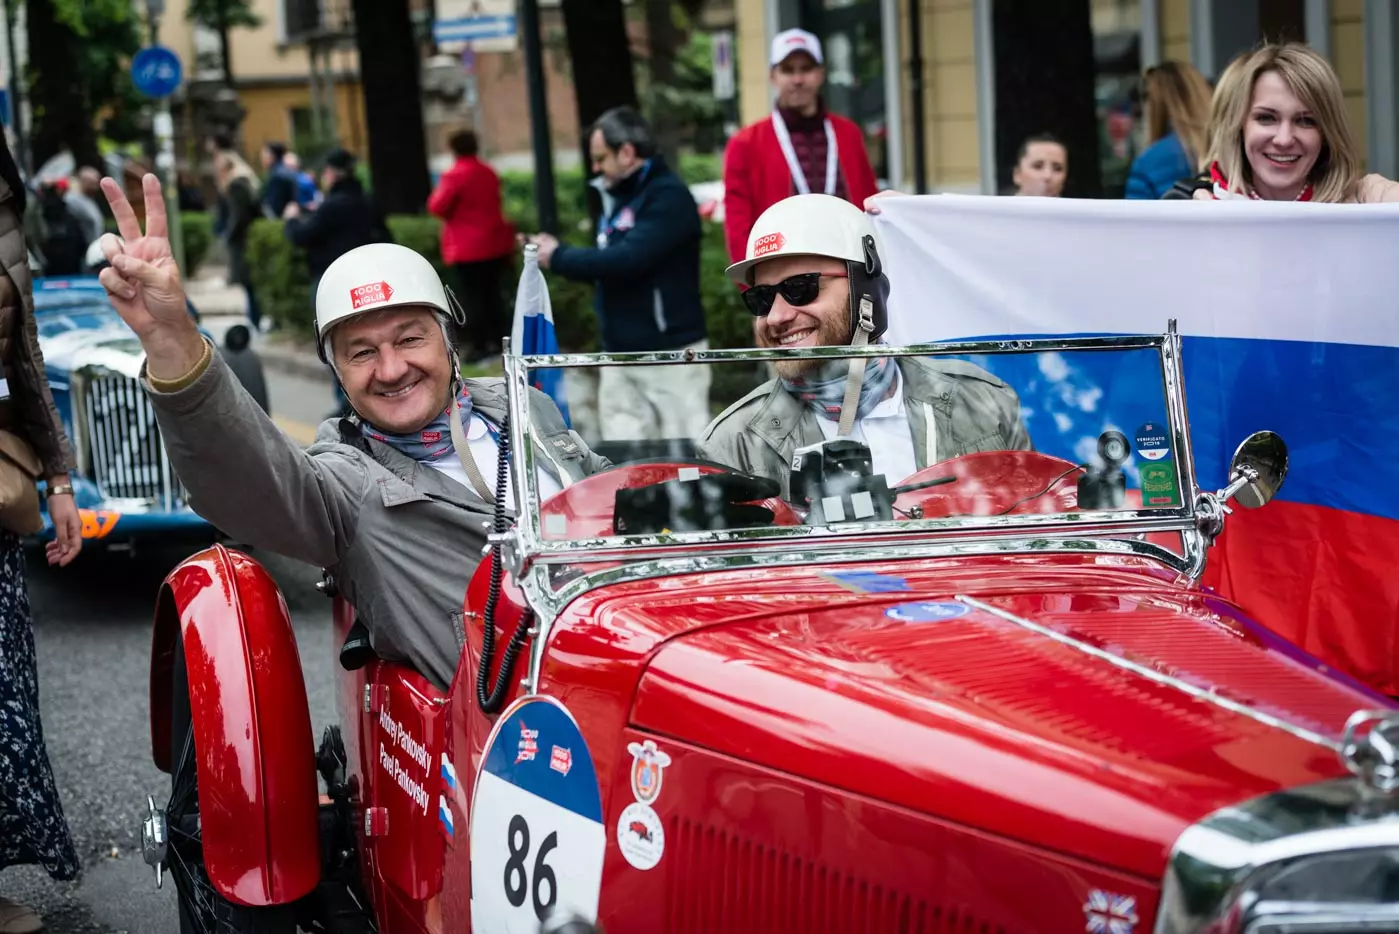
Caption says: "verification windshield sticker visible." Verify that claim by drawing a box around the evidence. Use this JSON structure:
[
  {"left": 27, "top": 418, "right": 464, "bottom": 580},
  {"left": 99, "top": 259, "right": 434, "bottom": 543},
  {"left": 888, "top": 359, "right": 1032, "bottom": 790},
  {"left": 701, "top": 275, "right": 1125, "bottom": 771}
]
[{"left": 1134, "top": 422, "right": 1170, "bottom": 461}]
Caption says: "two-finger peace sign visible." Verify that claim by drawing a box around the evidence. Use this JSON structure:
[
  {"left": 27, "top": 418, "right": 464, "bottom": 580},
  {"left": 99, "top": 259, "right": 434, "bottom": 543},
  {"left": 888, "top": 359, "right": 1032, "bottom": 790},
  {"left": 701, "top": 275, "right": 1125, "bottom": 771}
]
[{"left": 97, "top": 173, "right": 188, "bottom": 337}]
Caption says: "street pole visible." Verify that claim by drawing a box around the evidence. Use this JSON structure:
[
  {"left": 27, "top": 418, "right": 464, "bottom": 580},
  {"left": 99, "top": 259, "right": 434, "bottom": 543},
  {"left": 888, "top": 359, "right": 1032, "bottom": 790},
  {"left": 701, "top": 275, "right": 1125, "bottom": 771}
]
[
  {"left": 519, "top": 0, "right": 557, "bottom": 234},
  {"left": 144, "top": 0, "right": 185, "bottom": 272}
]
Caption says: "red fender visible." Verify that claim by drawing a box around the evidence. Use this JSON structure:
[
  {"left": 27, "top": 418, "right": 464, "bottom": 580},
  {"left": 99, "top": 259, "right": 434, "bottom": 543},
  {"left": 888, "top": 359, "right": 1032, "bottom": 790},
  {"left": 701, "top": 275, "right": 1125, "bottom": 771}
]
[{"left": 149, "top": 544, "right": 320, "bottom": 906}]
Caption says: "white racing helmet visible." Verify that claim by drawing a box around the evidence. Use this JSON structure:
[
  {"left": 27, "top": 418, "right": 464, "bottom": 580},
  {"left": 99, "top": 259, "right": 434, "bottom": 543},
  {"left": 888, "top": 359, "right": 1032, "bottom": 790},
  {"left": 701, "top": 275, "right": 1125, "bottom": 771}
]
[
  {"left": 315, "top": 243, "right": 462, "bottom": 364},
  {"left": 725, "top": 193, "right": 889, "bottom": 344}
]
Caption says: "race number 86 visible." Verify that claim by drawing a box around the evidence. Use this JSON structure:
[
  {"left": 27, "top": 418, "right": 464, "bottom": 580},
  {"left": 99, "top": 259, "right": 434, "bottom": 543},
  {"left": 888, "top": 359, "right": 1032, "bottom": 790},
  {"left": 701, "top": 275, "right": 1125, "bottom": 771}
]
[{"left": 505, "top": 813, "right": 558, "bottom": 920}]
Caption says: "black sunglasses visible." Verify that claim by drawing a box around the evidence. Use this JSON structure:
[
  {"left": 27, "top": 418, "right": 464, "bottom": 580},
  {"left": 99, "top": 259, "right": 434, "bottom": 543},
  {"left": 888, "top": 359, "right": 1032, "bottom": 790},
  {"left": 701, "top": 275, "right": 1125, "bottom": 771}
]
[{"left": 742, "top": 272, "right": 848, "bottom": 317}]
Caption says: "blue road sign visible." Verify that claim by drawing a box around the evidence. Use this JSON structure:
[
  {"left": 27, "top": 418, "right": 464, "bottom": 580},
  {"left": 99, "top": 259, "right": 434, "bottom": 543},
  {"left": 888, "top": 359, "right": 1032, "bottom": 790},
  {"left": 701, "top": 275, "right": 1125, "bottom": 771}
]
[
  {"left": 434, "top": 13, "right": 516, "bottom": 43},
  {"left": 131, "top": 46, "right": 183, "bottom": 99}
]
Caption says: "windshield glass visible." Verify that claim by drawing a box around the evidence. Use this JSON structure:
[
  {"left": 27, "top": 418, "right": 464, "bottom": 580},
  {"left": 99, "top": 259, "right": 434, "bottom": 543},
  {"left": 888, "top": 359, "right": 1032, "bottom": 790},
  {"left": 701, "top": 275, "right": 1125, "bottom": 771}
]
[{"left": 508, "top": 338, "right": 1191, "bottom": 556}]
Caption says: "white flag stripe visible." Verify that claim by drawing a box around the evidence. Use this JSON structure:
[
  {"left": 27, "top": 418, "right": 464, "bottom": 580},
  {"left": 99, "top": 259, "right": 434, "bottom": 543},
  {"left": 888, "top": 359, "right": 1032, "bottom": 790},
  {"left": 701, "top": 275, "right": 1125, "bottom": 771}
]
[{"left": 872, "top": 194, "right": 1399, "bottom": 350}]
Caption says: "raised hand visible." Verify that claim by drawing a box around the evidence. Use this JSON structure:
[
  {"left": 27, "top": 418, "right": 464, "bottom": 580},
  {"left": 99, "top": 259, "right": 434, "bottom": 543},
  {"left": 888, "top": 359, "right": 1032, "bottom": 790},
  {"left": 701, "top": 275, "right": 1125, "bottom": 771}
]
[
  {"left": 97, "top": 174, "right": 205, "bottom": 380},
  {"left": 98, "top": 174, "right": 190, "bottom": 337}
]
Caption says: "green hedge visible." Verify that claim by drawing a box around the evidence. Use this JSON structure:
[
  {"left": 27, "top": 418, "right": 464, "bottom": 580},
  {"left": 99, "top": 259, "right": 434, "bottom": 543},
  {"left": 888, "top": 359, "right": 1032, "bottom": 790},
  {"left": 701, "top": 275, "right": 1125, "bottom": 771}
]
[
  {"left": 180, "top": 212, "right": 213, "bottom": 276},
  {"left": 245, "top": 208, "right": 752, "bottom": 358}
]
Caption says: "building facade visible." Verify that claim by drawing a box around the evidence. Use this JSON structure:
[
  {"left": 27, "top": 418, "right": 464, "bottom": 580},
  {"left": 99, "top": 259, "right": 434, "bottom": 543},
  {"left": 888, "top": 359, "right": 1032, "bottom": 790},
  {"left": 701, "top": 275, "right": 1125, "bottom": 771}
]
[
  {"left": 155, "top": 0, "right": 586, "bottom": 180},
  {"left": 732, "top": 0, "right": 1387, "bottom": 195}
]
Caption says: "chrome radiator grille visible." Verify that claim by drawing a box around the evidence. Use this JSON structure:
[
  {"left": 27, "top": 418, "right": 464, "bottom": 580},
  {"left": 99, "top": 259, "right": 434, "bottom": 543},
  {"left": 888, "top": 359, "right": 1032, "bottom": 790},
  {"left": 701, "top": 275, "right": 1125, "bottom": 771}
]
[{"left": 72, "top": 368, "right": 187, "bottom": 509}]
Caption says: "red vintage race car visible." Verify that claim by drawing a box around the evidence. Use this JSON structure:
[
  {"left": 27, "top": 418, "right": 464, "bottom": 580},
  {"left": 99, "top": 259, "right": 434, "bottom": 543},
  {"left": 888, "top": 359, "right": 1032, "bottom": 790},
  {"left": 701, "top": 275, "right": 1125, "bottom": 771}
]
[{"left": 140, "top": 327, "right": 1399, "bottom": 934}]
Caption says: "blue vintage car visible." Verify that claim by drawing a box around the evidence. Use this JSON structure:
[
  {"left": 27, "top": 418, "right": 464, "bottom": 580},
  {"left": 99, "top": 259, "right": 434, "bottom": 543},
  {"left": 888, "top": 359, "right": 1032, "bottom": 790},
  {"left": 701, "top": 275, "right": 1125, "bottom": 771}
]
[{"left": 31, "top": 276, "right": 269, "bottom": 551}]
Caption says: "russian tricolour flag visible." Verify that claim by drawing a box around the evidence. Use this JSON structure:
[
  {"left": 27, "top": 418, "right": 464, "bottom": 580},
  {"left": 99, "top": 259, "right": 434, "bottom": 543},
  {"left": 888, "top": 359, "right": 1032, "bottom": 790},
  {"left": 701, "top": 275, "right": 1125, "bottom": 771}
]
[
  {"left": 873, "top": 194, "right": 1399, "bottom": 695},
  {"left": 512, "top": 244, "right": 570, "bottom": 425}
]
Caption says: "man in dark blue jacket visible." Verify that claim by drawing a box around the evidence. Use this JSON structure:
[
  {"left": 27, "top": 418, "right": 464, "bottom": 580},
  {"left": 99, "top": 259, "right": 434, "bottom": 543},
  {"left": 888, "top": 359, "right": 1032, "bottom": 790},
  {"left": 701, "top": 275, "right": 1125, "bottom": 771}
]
[
  {"left": 283, "top": 147, "right": 393, "bottom": 416},
  {"left": 525, "top": 107, "right": 710, "bottom": 442}
]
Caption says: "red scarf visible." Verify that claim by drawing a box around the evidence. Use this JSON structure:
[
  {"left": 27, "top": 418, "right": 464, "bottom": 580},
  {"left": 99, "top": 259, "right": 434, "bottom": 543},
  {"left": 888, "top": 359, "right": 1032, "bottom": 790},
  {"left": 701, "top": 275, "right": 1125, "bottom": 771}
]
[{"left": 1209, "top": 161, "right": 1314, "bottom": 201}]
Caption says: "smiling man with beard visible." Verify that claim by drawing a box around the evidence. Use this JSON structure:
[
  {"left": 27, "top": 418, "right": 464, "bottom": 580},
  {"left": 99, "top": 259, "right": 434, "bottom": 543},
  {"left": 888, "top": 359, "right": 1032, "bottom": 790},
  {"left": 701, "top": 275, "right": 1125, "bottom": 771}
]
[{"left": 698, "top": 194, "right": 1032, "bottom": 498}]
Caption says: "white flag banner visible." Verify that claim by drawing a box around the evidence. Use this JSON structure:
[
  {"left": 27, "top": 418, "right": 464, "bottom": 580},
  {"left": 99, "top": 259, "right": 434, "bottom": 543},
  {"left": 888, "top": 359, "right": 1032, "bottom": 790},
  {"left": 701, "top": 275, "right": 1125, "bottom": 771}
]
[{"left": 868, "top": 192, "right": 1399, "bottom": 696}]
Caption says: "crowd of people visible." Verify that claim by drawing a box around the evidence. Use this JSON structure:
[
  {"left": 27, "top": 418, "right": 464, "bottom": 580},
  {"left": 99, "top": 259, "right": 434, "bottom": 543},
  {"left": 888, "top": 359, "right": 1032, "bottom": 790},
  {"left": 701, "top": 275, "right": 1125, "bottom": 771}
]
[{"left": 1, "top": 29, "right": 1397, "bottom": 934}]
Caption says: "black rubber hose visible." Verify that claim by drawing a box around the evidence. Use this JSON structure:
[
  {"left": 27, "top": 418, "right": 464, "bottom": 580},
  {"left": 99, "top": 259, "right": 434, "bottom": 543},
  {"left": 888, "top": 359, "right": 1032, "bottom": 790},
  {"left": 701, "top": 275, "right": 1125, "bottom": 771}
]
[{"left": 477, "top": 405, "right": 532, "bottom": 714}]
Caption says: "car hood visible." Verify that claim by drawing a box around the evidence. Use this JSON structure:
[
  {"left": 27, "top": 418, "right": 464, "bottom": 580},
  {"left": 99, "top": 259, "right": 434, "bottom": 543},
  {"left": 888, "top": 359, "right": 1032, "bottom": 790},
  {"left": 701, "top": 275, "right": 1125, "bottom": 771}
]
[{"left": 627, "top": 561, "right": 1386, "bottom": 880}]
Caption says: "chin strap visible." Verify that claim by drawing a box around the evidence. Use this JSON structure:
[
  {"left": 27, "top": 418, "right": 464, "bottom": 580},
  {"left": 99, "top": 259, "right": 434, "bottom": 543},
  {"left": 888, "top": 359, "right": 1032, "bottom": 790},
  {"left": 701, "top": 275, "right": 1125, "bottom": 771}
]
[
  {"left": 448, "top": 386, "right": 498, "bottom": 503},
  {"left": 835, "top": 296, "right": 876, "bottom": 438}
]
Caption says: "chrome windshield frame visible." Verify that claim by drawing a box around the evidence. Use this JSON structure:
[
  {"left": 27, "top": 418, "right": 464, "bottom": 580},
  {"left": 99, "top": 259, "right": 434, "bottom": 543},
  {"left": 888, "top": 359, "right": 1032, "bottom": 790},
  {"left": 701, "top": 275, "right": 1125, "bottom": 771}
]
[{"left": 500, "top": 324, "right": 1212, "bottom": 693}]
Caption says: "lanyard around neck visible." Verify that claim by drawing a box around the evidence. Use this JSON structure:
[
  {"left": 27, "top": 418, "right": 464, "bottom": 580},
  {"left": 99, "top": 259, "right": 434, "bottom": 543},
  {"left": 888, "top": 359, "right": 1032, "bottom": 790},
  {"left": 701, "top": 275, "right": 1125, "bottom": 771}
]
[{"left": 772, "top": 110, "right": 838, "bottom": 196}]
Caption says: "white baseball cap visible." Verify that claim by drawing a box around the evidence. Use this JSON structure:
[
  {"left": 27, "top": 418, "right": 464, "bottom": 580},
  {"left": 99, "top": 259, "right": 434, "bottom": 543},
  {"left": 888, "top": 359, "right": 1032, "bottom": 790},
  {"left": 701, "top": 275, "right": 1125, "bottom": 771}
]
[{"left": 770, "top": 28, "right": 823, "bottom": 67}]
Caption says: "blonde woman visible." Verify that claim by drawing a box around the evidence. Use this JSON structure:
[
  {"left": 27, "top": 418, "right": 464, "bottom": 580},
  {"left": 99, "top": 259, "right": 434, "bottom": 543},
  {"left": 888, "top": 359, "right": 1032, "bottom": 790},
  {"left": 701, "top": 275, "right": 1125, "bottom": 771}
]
[
  {"left": 1193, "top": 43, "right": 1399, "bottom": 202},
  {"left": 213, "top": 145, "right": 265, "bottom": 327},
  {"left": 1126, "top": 60, "right": 1213, "bottom": 199}
]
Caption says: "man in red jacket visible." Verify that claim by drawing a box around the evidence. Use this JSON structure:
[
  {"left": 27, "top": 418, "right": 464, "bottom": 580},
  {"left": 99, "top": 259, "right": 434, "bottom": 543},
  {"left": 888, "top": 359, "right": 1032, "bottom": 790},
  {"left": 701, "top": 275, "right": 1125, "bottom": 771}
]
[
  {"left": 427, "top": 130, "right": 517, "bottom": 361},
  {"left": 722, "top": 28, "right": 879, "bottom": 263}
]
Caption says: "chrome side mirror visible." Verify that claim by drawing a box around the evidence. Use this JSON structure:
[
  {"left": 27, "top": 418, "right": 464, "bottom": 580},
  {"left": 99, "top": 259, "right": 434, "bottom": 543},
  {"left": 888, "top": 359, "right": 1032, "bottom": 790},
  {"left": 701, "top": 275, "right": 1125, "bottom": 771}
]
[
  {"left": 1195, "top": 431, "right": 1288, "bottom": 547},
  {"left": 1225, "top": 431, "right": 1288, "bottom": 509}
]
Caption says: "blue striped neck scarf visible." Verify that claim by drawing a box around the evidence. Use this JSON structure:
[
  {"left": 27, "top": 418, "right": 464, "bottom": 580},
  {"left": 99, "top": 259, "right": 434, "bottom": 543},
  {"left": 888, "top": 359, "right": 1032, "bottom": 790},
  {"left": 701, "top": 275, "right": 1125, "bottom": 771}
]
[{"left": 781, "top": 355, "right": 898, "bottom": 422}]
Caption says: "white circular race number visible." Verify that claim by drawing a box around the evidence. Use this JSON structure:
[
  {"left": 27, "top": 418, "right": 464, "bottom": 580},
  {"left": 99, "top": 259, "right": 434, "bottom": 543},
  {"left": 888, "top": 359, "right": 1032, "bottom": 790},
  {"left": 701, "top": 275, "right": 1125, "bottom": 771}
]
[{"left": 470, "top": 697, "right": 606, "bottom": 934}]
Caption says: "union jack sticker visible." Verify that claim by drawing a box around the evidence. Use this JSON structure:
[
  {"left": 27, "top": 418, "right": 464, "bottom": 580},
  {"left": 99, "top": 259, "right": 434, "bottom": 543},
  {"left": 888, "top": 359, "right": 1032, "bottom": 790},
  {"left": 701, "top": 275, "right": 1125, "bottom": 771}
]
[{"left": 1083, "top": 890, "right": 1138, "bottom": 934}]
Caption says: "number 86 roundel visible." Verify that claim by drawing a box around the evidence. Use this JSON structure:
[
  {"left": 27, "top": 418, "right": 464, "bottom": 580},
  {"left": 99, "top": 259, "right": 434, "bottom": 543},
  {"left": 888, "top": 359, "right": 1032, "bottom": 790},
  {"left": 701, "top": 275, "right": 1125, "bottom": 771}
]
[{"left": 471, "top": 697, "right": 607, "bottom": 933}]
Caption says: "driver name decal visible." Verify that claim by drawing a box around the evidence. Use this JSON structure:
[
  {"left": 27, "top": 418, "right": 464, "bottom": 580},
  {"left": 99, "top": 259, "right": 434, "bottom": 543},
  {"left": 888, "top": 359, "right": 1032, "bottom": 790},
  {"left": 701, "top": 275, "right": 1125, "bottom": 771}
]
[
  {"left": 378, "top": 742, "right": 430, "bottom": 814},
  {"left": 378, "top": 707, "right": 430, "bottom": 771},
  {"left": 376, "top": 708, "right": 431, "bottom": 815}
]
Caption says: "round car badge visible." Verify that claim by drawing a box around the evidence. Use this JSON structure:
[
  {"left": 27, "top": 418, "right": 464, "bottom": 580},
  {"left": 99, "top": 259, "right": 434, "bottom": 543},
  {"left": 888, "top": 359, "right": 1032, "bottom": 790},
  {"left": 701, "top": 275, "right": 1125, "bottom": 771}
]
[
  {"left": 628, "top": 739, "right": 671, "bottom": 805},
  {"left": 470, "top": 696, "right": 606, "bottom": 933},
  {"left": 885, "top": 601, "right": 971, "bottom": 622},
  {"left": 1134, "top": 422, "right": 1171, "bottom": 461}
]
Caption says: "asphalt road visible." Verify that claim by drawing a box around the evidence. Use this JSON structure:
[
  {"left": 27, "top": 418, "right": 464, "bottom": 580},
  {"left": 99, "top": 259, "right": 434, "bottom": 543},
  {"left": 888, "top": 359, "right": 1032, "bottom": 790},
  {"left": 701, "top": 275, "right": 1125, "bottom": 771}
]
[{"left": 0, "top": 353, "right": 343, "bottom": 934}]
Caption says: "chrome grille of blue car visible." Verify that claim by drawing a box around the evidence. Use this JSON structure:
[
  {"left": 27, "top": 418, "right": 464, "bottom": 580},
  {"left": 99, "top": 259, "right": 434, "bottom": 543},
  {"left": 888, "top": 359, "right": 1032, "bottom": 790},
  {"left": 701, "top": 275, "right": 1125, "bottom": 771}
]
[{"left": 71, "top": 369, "right": 188, "bottom": 509}]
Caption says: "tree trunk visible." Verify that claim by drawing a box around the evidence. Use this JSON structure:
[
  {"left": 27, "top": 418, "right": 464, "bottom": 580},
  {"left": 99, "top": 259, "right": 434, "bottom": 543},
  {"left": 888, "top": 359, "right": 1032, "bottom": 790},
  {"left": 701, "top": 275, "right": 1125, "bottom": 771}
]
[
  {"left": 641, "top": 0, "right": 681, "bottom": 167},
  {"left": 559, "top": 0, "right": 638, "bottom": 220},
  {"left": 26, "top": 0, "right": 101, "bottom": 171},
  {"left": 349, "top": 0, "right": 430, "bottom": 214},
  {"left": 218, "top": 14, "right": 235, "bottom": 89},
  {"left": 991, "top": 0, "right": 1102, "bottom": 198}
]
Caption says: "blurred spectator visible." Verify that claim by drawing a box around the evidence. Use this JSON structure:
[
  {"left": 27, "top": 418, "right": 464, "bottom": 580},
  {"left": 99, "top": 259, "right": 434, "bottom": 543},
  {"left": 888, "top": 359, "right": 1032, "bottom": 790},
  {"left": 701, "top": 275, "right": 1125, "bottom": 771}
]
[
  {"left": 204, "top": 132, "right": 236, "bottom": 239},
  {"left": 524, "top": 107, "right": 710, "bottom": 441},
  {"left": 427, "top": 129, "right": 516, "bottom": 362},
  {"left": 1126, "top": 61, "right": 1212, "bottom": 199},
  {"left": 1008, "top": 133, "right": 1068, "bottom": 196},
  {"left": 26, "top": 180, "right": 87, "bottom": 276},
  {"left": 0, "top": 123, "right": 83, "bottom": 934},
  {"left": 285, "top": 152, "right": 321, "bottom": 209},
  {"left": 722, "top": 28, "right": 878, "bottom": 263},
  {"left": 214, "top": 149, "right": 263, "bottom": 331},
  {"left": 177, "top": 169, "right": 206, "bottom": 212},
  {"left": 75, "top": 166, "right": 112, "bottom": 222},
  {"left": 260, "top": 140, "right": 298, "bottom": 218},
  {"left": 62, "top": 172, "right": 104, "bottom": 246},
  {"left": 283, "top": 147, "right": 393, "bottom": 416}
]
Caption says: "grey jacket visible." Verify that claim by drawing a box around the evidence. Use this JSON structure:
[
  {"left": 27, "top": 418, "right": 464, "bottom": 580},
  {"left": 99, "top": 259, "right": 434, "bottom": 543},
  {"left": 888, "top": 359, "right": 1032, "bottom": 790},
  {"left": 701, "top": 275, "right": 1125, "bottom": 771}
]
[
  {"left": 146, "top": 345, "right": 607, "bottom": 689},
  {"left": 697, "top": 357, "right": 1032, "bottom": 498}
]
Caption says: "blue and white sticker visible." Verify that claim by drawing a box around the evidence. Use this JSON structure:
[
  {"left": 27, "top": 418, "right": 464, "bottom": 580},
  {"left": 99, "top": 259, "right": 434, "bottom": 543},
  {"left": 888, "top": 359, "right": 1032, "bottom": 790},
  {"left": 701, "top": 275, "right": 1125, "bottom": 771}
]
[
  {"left": 885, "top": 601, "right": 971, "bottom": 622},
  {"left": 1134, "top": 422, "right": 1170, "bottom": 462},
  {"left": 439, "top": 794, "right": 455, "bottom": 842},
  {"left": 470, "top": 697, "right": 605, "bottom": 934},
  {"left": 823, "top": 570, "right": 912, "bottom": 594}
]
